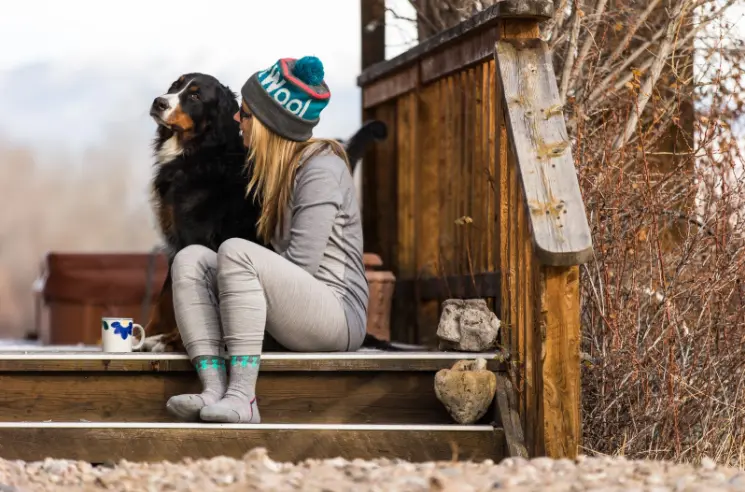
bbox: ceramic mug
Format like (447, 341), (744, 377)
(101, 317), (145, 352)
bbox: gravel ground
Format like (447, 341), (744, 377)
(1, 449), (744, 491)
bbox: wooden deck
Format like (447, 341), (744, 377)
(0, 351), (507, 425)
(0, 422), (505, 463)
(0, 350), (520, 463)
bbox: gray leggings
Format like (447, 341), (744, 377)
(170, 238), (354, 356)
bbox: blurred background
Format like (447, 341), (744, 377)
(0, 0), (418, 340)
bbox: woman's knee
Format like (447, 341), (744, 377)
(171, 245), (217, 282)
(217, 238), (265, 274)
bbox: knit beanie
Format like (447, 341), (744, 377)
(241, 56), (331, 142)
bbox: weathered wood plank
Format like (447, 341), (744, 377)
(461, 68), (474, 275)
(473, 62), (486, 276)
(358, 1), (555, 87)
(416, 81), (441, 345)
(362, 101), (398, 268)
(438, 75), (456, 296)
(0, 424), (506, 463)
(495, 374), (528, 458)
(0, 352), (506, 372)
(539, 266), (581, 459)
(363, 65), (418, 109)
(421, 26), (499, 84)
(495, 39), (594, 266)
(485, 60), (498, 316)
(0, 372), (471, 424)
(393, 93), (419, 343)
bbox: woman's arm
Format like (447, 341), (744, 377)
(279, 156), (342, 275)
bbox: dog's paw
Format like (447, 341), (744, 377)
(139, 334), (168, 353)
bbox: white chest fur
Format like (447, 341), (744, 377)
(156, 135), (183, 165)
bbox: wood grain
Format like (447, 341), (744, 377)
(539, 266), (581, 459)
(363, 65), (418, 109)
(495, 373), (528, 458)
(0, 425), (506, 463)
(0, 372), (477, 424)
(0, 353), (505, 372)
(416, 80), (441, 345)
(361, 101), (398, 269)
(494, 39), (594, 266)
(421, 26), (500, 84)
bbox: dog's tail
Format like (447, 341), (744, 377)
(341, 120), (388, 173)
(361, 333), (430, 352)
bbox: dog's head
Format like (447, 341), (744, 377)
(150, 73), (240, 157)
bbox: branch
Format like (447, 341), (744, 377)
(586, 0), (738, 109)
(613, 0), (691, 150)
(405, 0), (443, 37)
(568, 0), (610, 85)
(546, 0), (570, 44)
(605, 0), (663, 68)
(560, 0), (584, 103)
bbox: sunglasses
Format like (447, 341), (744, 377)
(240, 106), (253, 120)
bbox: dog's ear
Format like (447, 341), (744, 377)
(212, 84), (240, 137)
(221, 84), (238, 102)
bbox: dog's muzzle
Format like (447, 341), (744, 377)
(150, 96), (170, 117)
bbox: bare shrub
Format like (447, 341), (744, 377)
(397, 0), (745, 465)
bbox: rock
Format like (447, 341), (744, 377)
(436, 299), (500, 352)
(699, 457), (716, 471)
(434, 358), (497, 424)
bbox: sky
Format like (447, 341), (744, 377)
(0, 0), (418, 171)
(0, 0), (742, 173)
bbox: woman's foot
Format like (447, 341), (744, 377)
(200, 394), (261, 423)
(200, 355), (262, 423)
(166, 355), (227, 421)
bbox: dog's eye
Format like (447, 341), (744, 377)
(189, 93), (200, 101)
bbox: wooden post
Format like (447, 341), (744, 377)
(359, 0), (387, 262)
(361, 0), (386, 73)
(495, 32), (591, 459)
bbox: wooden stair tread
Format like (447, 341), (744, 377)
(0, 351), (508, 372)
(0, 422), (506, 463)
(0, 351), (505, 425)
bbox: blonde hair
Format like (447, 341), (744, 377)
(246, 117), (350, 243)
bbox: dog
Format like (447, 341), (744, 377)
(143, 72), (390, 353)
(143, 72), (263, 352)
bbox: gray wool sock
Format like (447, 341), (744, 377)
(200, 355), (261, 423)
(166, 355), (227, 421)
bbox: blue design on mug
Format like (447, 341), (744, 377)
(111, 321), (133, 340)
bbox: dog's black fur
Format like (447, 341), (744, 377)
(149, 73), (262, 256)
(144, 71), (395, 352)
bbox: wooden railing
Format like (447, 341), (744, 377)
(356, 1), (593, 459)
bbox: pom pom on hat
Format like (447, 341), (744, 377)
(292, 56), (325, 86)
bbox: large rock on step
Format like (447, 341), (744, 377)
(434, 358), (497, 425)
(436, 299), (500, 352)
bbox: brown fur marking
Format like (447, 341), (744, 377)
(165, 106), (194, 132)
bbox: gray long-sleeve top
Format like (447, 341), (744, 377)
(270, 142), (369, 348)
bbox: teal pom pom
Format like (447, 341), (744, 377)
(293, 56), (325, 86)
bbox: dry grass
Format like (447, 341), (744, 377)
(547, 0), (745, 468)
(400, 0), (745, 467)
(0, 138), (159, 339)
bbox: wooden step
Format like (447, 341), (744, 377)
(0, 351), (507, 425)
(0, 422), (505, 463)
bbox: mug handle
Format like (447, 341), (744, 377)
(132, 324), (147, 351)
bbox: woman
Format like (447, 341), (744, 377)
(165, 56), (369, 423)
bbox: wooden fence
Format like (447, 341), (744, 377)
(357, 1), (593, 458)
